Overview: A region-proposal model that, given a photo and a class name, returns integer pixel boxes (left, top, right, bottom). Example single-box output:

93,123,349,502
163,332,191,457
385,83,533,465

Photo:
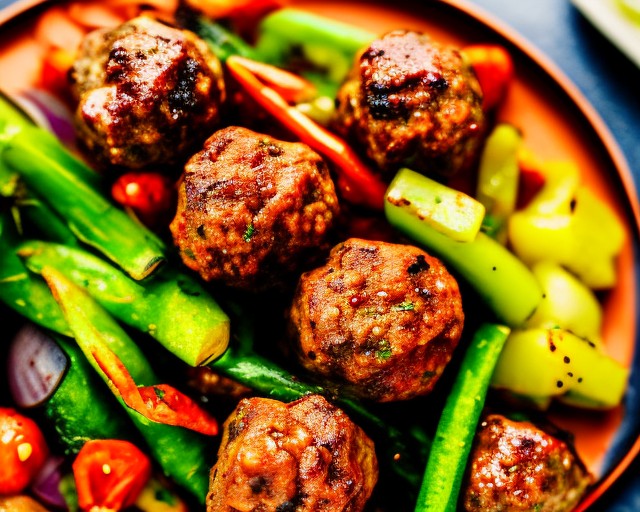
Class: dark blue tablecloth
0,0,638,509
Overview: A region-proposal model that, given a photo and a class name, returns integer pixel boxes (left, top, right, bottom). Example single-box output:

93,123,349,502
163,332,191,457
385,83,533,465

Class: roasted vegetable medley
0,0,631,511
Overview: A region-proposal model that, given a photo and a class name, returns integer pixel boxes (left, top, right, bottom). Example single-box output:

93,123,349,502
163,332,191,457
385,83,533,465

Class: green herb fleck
376,339,392,360
392,301,415,311
243,222,255,242
154,387,166,400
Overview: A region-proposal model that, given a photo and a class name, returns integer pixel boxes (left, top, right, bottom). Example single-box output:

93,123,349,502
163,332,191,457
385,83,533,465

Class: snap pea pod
0,214,69,335
0,123,165,280
415,323,511,512
42,267,213,503
20,240,230,367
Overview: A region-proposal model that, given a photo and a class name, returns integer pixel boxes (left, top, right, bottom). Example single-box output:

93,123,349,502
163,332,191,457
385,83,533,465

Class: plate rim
1,0,639,509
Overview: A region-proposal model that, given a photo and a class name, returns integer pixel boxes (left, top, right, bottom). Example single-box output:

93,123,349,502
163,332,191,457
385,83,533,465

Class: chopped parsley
243,222,255,242
392,301,415,311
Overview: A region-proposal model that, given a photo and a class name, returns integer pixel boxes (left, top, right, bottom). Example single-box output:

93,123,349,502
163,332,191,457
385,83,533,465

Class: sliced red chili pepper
72,439,151,512
0,408,49,495
462,44,514,111
91,343,218,436
226,55,387,211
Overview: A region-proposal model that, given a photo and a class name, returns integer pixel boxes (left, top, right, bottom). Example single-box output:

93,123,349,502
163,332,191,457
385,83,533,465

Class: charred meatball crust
207,394,378,512
289,238,464,402
70,16,225,169
463,414,593,512
332,30,485,177
170,126,339,290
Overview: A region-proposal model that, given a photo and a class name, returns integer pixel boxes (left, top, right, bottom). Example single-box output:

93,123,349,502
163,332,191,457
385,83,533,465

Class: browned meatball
463,414,593,512
288,238,464,402
207,394,378,512
170,126,339,290
70,16,225,170
332,30,485,177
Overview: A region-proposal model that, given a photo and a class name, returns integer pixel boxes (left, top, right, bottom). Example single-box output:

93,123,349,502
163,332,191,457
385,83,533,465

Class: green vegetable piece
43,267,213,502
385,173,542,327
475,123,522,241
43,335,136,455
387,168,486,243
491,328,629,409
20,240,230,366
188,15,258,62
254,8,375,92
1,125,166,280
415,323,510,512
0,215,69,335
508,161,625,289
525,261,603,345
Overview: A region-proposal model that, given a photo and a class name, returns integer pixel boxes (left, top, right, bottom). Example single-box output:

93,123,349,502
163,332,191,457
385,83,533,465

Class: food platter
0,0,639,510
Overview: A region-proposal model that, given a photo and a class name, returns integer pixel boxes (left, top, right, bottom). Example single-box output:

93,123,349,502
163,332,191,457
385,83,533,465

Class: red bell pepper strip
225,55,387,210
91,343,218,436
226,55,316,103
462,44,514,111
72,439,151,512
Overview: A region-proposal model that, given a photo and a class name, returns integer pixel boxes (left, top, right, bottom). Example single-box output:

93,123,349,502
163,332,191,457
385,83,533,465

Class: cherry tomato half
0,408,49,495
72,439,151,511
111,172,176,228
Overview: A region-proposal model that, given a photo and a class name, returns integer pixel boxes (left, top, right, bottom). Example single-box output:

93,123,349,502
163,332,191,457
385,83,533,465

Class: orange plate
1,0,639,510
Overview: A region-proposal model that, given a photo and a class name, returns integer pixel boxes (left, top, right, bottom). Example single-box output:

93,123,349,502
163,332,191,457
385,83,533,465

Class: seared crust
332,30,485,177
70,16,225,169
463,414,593,512
207,394,378,512
170,126,339,290
289,238,464,402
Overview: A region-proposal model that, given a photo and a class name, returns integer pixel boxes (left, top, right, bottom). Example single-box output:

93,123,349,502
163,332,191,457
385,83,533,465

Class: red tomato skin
72,439,151,511
463,44,514,111
111,172,176,228
0,408,49,495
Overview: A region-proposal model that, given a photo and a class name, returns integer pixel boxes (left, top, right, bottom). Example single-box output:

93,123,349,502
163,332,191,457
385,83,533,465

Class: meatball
332,30,485,177
288,238,464,402
70,16,225,169
463,414,593,512
207,394,378,512
170,126,339,290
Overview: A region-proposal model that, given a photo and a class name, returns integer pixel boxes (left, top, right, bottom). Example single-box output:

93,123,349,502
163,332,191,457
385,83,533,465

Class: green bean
1,124,165,280
415,323,510,512
43,334,137,455
0,214,69,335
385,170,542,327
20,240,230,366
211,305,430,490
43,267,213,503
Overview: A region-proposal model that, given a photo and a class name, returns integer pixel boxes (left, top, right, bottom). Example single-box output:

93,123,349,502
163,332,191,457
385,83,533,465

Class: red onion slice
8,323,68,408
30,455,67,509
